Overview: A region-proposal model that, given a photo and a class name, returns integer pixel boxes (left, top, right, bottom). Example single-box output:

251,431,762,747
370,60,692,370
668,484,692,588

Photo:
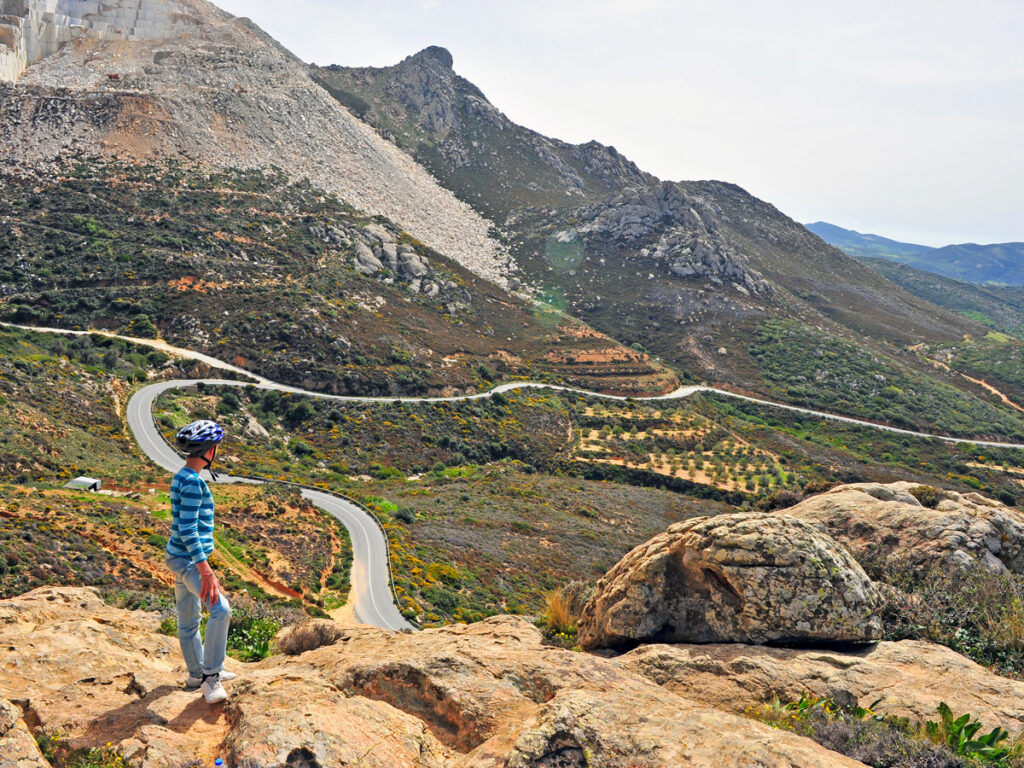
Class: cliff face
0,0,199,84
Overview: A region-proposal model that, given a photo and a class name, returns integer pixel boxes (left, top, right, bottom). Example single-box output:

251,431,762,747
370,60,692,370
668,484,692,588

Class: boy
163,419,236,703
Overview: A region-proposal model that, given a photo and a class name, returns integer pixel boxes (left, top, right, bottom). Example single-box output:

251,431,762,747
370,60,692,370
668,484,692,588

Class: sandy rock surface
0,587,874,768
617,639,1024,736
578,512,883,650
781,481,1024,573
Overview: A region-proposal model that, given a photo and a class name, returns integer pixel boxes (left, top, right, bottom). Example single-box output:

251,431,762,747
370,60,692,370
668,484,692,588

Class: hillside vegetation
864,257,1024,339
0,326,354,619
317,46,1022,434
0,160,674,397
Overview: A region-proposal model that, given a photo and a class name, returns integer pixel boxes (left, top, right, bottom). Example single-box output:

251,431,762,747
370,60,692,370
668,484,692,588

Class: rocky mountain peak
313,49,655,216
403,44,454,70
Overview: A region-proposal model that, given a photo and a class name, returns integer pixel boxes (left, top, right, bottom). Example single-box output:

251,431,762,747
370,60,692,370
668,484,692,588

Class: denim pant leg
166,556,231,676
174,572,204,679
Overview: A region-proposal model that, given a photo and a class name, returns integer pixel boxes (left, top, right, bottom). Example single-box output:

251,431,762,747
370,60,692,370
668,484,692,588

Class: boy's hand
200,571,221,607
197,560,222,606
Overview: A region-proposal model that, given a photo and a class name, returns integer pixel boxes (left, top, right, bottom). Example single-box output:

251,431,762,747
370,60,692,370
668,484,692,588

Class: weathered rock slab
1,587,874,768
617,639,1024,736
781,481,1024,573
579,513,883,649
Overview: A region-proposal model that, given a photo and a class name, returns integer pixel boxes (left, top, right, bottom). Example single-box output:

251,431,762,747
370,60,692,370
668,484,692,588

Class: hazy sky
216,0,1023,246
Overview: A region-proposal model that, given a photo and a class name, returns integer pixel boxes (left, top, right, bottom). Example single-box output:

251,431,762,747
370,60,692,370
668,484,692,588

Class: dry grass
277,619,343,656
544,589,576,635
988,596,1024,652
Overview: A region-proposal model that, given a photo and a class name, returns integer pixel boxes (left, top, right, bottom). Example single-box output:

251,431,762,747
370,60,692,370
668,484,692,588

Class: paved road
12,321,1024,449
15,322,1024,633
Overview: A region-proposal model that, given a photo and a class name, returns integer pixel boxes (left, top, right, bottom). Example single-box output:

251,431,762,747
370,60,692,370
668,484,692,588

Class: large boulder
1,587,871,768
0,697,49,768
578,513,883,650
780,481,1024,573
617,639,1024,736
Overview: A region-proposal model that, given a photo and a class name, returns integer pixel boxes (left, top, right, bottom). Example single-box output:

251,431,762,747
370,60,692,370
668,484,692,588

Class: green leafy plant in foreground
749,696,1023,767
926,702,1012,761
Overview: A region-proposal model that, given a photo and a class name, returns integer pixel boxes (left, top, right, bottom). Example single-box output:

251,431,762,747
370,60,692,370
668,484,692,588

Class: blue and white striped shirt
167,467,215,565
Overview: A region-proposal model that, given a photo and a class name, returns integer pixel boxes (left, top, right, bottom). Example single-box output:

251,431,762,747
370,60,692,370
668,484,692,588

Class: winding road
10,322,1024,632
127,379,414,632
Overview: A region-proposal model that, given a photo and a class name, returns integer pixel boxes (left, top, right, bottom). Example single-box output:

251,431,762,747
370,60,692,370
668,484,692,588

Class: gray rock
399,252,430,279
781,481,1024,574
579,512,883,649
353,241,383,274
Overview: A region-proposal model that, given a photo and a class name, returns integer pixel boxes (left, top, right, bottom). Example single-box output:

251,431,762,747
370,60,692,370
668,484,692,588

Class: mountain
312,47,656,220
922,242,1024,286
0,2,676,396
319,49,1019,418
807,222,1024,286
0,0,509,284
3,7,1022,428
804,221,933,261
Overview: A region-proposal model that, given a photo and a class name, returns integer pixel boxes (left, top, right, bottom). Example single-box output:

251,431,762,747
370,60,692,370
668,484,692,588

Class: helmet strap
202,445,218,482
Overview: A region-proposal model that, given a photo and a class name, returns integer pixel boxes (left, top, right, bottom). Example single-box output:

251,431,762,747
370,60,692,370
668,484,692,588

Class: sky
215,0,1023,246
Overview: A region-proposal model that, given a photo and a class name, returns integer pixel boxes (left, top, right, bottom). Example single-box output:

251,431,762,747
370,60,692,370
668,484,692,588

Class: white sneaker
186,670,236,690
200,673,228,704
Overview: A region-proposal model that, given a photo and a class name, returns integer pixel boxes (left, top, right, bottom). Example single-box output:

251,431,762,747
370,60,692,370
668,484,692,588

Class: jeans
164,555,231,678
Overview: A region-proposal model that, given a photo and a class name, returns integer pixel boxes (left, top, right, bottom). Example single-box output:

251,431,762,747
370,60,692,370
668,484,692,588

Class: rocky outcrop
780,481,1024,573
313,48,655,213
308,219,453,300
2,586,875,768
578,513,883,650
0,696,48,768
563,182,773,296
617,639,1024,736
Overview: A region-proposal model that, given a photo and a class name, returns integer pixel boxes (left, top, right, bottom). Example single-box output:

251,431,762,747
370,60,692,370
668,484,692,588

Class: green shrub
394,507,416,524
757,489,802,511
876,560,1024,678
925,702,1011,761
36,730,128,768
747,696,1014,768
158,615,178,636
288,439,314,457
909,485,948,509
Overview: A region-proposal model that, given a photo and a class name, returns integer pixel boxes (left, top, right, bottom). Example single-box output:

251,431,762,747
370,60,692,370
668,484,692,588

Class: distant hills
806,222,1024,286
864,258,1024,339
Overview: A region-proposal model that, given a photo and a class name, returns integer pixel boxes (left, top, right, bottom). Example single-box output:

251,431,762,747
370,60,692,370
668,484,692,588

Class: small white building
64,476,102,492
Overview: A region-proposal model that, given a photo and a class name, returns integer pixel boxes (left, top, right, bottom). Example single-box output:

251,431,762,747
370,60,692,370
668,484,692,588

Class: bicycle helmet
175,420,225,457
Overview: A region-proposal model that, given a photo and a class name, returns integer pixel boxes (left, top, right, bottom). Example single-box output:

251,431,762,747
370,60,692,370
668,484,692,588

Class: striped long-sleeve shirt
166,467,215,565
